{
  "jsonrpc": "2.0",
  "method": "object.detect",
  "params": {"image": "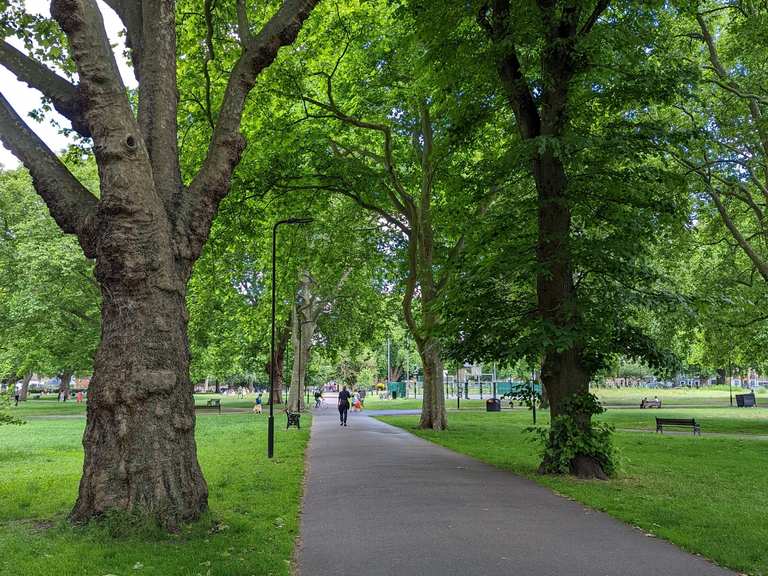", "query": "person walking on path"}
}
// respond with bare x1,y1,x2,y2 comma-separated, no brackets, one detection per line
338,385,351,426
253,392,263,414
